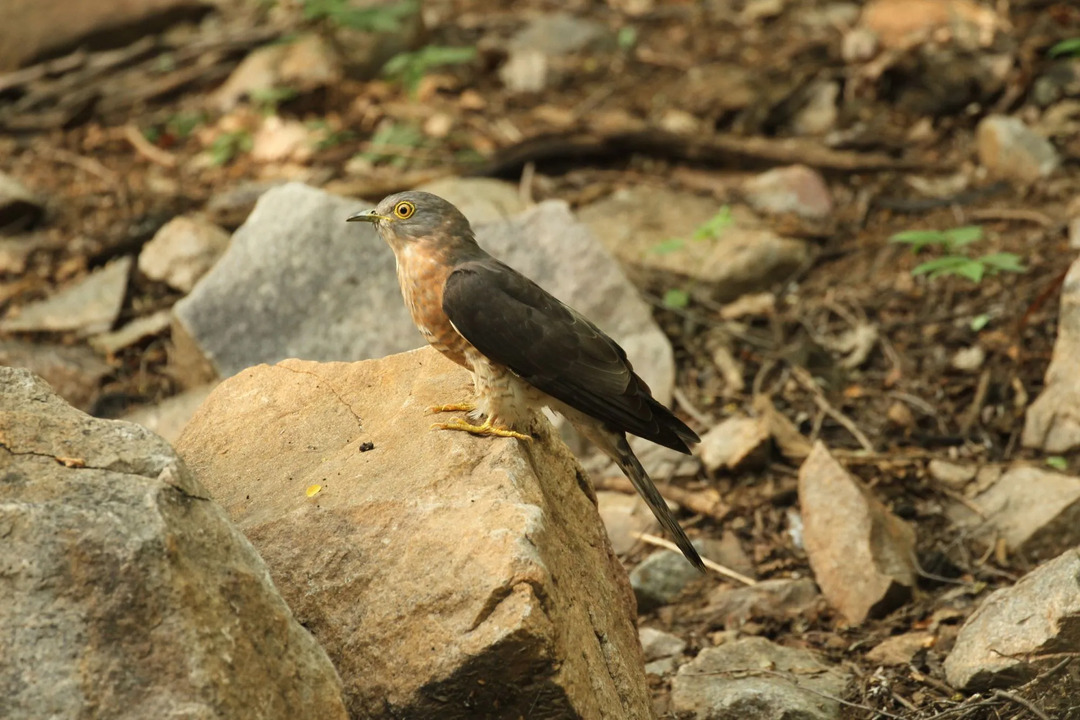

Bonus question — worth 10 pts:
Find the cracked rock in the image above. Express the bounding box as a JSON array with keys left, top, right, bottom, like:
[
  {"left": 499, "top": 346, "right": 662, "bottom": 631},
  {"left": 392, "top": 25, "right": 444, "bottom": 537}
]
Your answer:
[
  {"left": 0, "top": 366, "right": 347, "bottom": 720},
  {"left": 175, "top": 346, "right": 652, "bottom": 719}
]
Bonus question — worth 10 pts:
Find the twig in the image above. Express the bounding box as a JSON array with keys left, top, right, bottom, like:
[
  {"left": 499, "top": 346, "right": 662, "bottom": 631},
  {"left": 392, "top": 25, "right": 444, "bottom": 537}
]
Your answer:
[
  {"left": 791, "top": 366, "right": 875, "bottom": 452},
  {"left": 636, "top": 533, "right": 756, "bottom": 585},
  {"left": 123, "top": 124, "right": 177, "bottom": 168},
  {"left": 968, "top": 208, "right": 1056, "bottom": 228},
  {"left": 991, "top": 689, "right": 1051, "bottom": 720}
]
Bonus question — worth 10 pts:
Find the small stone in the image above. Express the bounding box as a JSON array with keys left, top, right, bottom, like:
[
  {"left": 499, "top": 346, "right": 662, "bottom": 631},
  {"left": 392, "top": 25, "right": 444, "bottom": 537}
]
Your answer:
[
  {"left": 976, "top": 115, "right": 1060, "bottom": 183},
  {"left": 630, "top": 542, "right": 707, "bottom": 612},
  {"left": 742, "top": 165, "right": 833, "bottom": 220},
  {"left": 1, "top": 256, "right": 131, "bottom": 336},
  {"left": 89, "top": 309, "right": 172, "bottom": 354},
  {"left": 644, "top": 657, "right": 677, "bottom": 677},
  {"left": 0, "top": 172, "right": 44, "bottom": 234},
  {"left": 212, "top": 44, "right": 286, "bottom": 112},
  {"left": 928, "top": 459, "right": 977, "bottom": 489},
  {"left": 697, "top": 415, "right": 770, "bottom": 472},
  {"left": 507, "top": 13, "right": 616, "bottom": 56},
  {"left": 639, "top": 627, "right": 687, "bottom": 661},
  {"left": 499, "top": 49, "right": 548, "bottom": 93},
  {"left": 945, "top": 548, "right": 1080, "bottom": 691},
  {"left": 791, "top": 81, "right": 840, "bottom": 136},
  {"left": 720, "top": 292, "right": 775, "bottom": 320},
  {"left": 799, "top": 442, "right": 917, "bottom": 623},
  {"left": 702, "top": 578, "right": 821, "bottom": 629},
  {"left": 596, "top": 490, "right": 659, "bottom": 555},
  {"left": 0, "top": 339, "right": 110, "bottom": 411},
  {"left": 251, "top": 117, "right": 313, "bottom": 163},
  {"left": 139, "top": 216, "right": 230, "bottom": 293},
  {"left": 278, "top": 32, "right": 342, "bottom": 90},
  {"left": 866, "top": 632, "right": 934, "bottom": 666},
  {"left": 672, "top": 637, "right": 851, "bottom": 720},
  {"left": 841, "top": 27, "right": 878, "bottom": 63},
  {"left": 213, "top": 34, "right": 341, "bottom": 113},
  {"left": 886, "top": 401, "right": 916, "bottom": 429},
  {"left": 951, "top": 345, "right": 985, "bottom": 372}
]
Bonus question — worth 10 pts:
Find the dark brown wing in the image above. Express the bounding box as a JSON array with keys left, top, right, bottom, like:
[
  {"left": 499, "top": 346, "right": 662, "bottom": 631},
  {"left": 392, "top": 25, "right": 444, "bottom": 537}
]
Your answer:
[{"left": 442, "top": 258, "right": 699, "bottom": 453}]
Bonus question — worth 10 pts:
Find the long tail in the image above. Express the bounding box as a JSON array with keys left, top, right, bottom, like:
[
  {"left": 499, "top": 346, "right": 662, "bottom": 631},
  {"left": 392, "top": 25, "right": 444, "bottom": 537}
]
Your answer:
[{"left": 611, "top": 435, "right": 705, "bottom": 573}]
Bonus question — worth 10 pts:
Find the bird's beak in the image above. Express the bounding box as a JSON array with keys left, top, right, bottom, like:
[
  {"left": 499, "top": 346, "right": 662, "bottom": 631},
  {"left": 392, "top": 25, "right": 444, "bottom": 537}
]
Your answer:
[{"left": 346, "top": 209, "right": 390, "bottom": 223}]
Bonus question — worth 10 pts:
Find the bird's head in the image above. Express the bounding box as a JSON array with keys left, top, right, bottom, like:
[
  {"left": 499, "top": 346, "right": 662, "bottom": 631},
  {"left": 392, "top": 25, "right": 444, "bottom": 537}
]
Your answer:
[{"left": 347, "top": 191, "right": 475, "bottom": 252}]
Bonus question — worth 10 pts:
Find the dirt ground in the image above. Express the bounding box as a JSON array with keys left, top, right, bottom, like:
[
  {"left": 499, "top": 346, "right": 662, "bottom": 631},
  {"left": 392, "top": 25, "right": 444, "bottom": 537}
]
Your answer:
[{"left": 2, "top": 0, "right": 1080, "bottom": 717}]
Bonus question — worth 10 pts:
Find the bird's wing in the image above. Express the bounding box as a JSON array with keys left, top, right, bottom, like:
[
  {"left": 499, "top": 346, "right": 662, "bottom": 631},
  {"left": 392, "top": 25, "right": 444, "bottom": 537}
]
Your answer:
[{"left": 442, "top": 258, "right": 698, "bottom": 453}]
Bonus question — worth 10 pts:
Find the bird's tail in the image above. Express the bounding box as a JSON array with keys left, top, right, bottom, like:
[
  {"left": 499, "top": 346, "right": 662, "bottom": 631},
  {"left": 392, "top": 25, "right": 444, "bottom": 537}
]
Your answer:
[{"left": 611, "top": 435, "right": 705, "bottom": 573}]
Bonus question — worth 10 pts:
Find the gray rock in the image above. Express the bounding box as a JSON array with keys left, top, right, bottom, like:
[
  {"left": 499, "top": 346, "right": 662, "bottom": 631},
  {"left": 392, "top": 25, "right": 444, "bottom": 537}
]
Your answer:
[
  {"left": 139, "top": 215, "right": 230, "bottom": 293},
  {"left": 698, "top": 415, "right": 770, "bottom": 472},
  {"left": 89, "top": 309, "right": 172, "bottom": 354},
  {"left": 1024, "top": 253, "right": 1080, "bottom": 452},
  {"left": 1, "top": 256, "right": 131, "bottom": 335},
  {"left": 0, "top": 338, "right": 110, "bottom": 411},
  {"left": 741, "top": 165, "right": 834, "bottom": 219},
  {"left": 0, "top": 367, "right": 348, "bottom": 720},
  {"left": 945, "top": 464, "right": 1080, "bottom": 562},
  {"left": 976, "top": 115, "right": 1060, "bottom": 183},
  {"left": 413, "top": 177, "right": 527, "bottom": 226},
  {"left": 639, "top": 627, "right": 687, "bottom": 661},
  {"left": 0, "top": 172, "right": 44, "bottom": 234},
  {"left": 672, "top": 637, "right": 850, "bottom": 720},
  {"left": 945, "top": 548, "right": 1080, "bottom": 691},
  {"left": 702, "top": 578, "right": 821, "bottom": 629},
  {"left": 798, "top": 442, "right": 917, "bottom": 623},
  {"left": 630, "top": 541, "right": 708, "bottom": 611},
  {"left": 578, "top": 186, "right": 811, "bottom": 303},
  {"left": 507, "top": 12, "right": 616, "bottom": 56},
  {"left": 173, "top": 183, "right": 674, "bottom": 405},
  {"left": 122, "top": 383, "right": 217, "bottom": 444}
]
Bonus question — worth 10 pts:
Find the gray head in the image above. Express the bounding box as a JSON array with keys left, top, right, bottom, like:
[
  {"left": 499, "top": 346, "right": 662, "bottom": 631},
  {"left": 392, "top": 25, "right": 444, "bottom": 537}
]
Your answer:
[{"left": 346, "top": 191, "right": 476, "bottom": 252}]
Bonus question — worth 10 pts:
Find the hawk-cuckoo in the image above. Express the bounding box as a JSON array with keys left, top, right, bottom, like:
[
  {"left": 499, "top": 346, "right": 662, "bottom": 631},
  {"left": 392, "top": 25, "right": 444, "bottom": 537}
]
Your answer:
[{"left": 348, "top": 191, "right": 704, "bottom": 571}]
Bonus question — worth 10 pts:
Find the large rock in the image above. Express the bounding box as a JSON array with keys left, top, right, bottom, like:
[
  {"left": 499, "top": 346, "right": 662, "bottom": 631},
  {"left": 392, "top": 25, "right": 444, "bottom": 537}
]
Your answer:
[
  {"left": 671, "top": 637, "right": 850, "bottom": 720},
  {"left": 1024, "top": 253, "right": 1080, "bottom": 452},
  {"left": 173, "top": 182, "right": 674, "bottom": 404},
  {"left": 174, "top": 347, "right": 653, "bottom": 719},
  {"left": 0, "top": 0, "right": 211, "bottom": 71},
  {"left": 0, "top": 367, "right": 347, "bottom": 720},
  {"left": 798, "top": 442, "right": 917, "bottom": 623},
  {"left": 945, "top": 548, "right": 1080, "bottom": 691}
]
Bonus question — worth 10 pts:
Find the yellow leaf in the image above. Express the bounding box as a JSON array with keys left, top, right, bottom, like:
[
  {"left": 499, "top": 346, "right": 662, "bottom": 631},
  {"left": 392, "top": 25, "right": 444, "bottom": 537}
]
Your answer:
[{"left": 306, "top": 484, "right": 322, "bottom": 497}]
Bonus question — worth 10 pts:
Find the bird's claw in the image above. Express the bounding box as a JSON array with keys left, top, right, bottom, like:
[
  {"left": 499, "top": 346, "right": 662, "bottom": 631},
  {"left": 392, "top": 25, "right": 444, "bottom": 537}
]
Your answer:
[
  {"left": 427, "top": 401, "right": 477, "bottom": 415},
  {"left": 431, "top": 417, "right": 532, "bottom": 441}
]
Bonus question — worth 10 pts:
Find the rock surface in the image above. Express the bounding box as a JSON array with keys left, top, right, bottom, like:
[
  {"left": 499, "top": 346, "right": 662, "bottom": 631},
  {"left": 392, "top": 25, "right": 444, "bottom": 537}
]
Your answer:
[
  {"left": 630, "top": 542, "right": 709, "bottom": 612},
  {"left": 697, "top": 415, "right": 770, "bottom": 472},
  {"left": 173, "top": 183, "right": 675, "bottom": 405},
  {"left": 945, "top": 464, "right": 1080, "bottom": 562},
  {"left": 1024, "top": 252, "right": 1080, "bottom": 452},
  {"left": 672, "top": 637, "right": 850, "bottom": 720},
  {"left": 138, "top": 215, "right": 230, "bottom": 292},
  {"left": 798, "top": 442, "right": 917, "bottom": 623},
  {"left": 740, "top": 165, "right": 833, "bottom": 220},
  {"left": 945, "top": 548, "right": 1080, "bottom": 691},
  {"left": 639, "top": 627, "right": 687, "bottom": 662},
  {"left": 0, "top": 367, "right": 347, "bottom": 720},
  {"left": 174, "top": 347, "right": 653, "bottom": 719},
  {"left": 976, "top": 115, "right": 1060, "bottom": 183},
  {"left": 0, "top": 256, "right": 131, "bottom": 335},
  {"left": 701, "top": 578, "right": 822, "bottom": 630}
]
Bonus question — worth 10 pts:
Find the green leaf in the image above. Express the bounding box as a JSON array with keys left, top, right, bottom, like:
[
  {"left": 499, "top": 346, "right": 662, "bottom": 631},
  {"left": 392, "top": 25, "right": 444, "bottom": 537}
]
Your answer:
[
  {"left": 911, "top": 255, "right": 973, "bottom": 277},
  {"left": 304, "top": 0, "right": 418, "bottom": 32},
  {"left": 383, "top": 45, "right": 476, "bottom": 95},
  {"left": 953, "top": 260, "right": 985, "bottom": 283},
  {"left": 1046, "top": 456, "right": 1068, "bottom": 471},
  {"left": 970, "top": 313, "right": 991, "bottom": 331},
  {"left": 617, "top": 26, "right": 638, "bottom": 51},
  {"left": 662, "top": 288, "right": 690, "bottom": 309},
  {"left": 941, "top": 225, "right": 983, "bottom": 249},
  {"left": 692, "top": 206, "right": 734, "bottom": 241},
  {"left": 358, "top": 122, "right": 424, "bottom": 166},
  {"left": 650, "top": 238, "right": 685, "bottom": 255},
  {"left": 890, "top": 229, "right": 948, "bottom": 252},
  {"left": 978, "top": 252, "right": 1026, "bottom": 274},
  {"left": 1049, "top": 38, "right": 1080, "bottom": 58}
]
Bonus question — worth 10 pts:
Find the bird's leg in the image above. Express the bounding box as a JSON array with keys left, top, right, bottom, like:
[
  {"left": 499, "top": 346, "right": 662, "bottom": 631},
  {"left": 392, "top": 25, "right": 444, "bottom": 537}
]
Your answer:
[
  {"left": 431, "top": 416, "right": 532, "bottom": 441},
  {"left": 427, "top": 401, "right": 477, "bottom": 414}
]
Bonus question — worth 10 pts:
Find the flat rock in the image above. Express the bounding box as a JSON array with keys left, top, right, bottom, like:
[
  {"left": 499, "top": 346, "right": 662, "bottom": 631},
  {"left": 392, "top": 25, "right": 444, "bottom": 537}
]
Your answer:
[
  {"left": 866, "top": 631, "right": 934, "bottom": 666},
  {"left": 945, "top": 548, "right": 1080, "bottom": 691},
  {"left": 173, "top": 183, "right": 675, "bottom": 405},
  {"left": 630, "top": 540, "right": 711, "bottom": 612},
  {"left": 672, "top": 637, "right": 850, "bottom": 720},
  {"left": 700, "top": 578, "right": 822, "bottom": 630},
  {"left": 596, "top": 490, "right": 659, "bottom": 555},
  {"left": 139, "top": 215, "right": 230, "bottom": 292},
  {"left": 741, "top": 165, "right": 833, "bottom": 220},
  {"left": 697, "top": 415, "right": 770, "bottom": 472},
  {"left": 174, "top": 347, "right": 653, "bottom": 719},
  {"left": 0, "top": 338, "right": 110, "bottom": 411},
  {"left": 578, "top": 186, "right": 811, "bottom": 303},
  {"left": 1024, "top": 253, "right": 1080, "bottom": 452},
  {"left": 945, "top": 464, "right": 1080, "bottom": 562},
  {"left": 122, "top": 383, "right": 217, "bottom": 444},
  {"left": 798, "top": 442, "right": 917, "bottom": 623},
  {"left": 976, "top": 115, "right": 1060, "bottom": 183},
  {"left": 0, "top": 171, "right": 44, "bottom": 234},
  {"left": 0, "top": 0, "right": 211, "bottom": 71},
  {"left": 0, "top": 367, "right": 347, "bottom": 720},
  {"left": 413, "top": 177, "right": 527, "bottom": 225},
  {"left": 639, "top": 627, "right": 687, "bottom": 661},
  {"left": 89, "top": 309, "right": 172, "bottom": 354},
  {"left": 1, "top": 256, "right": 131, "bottom": 335}
]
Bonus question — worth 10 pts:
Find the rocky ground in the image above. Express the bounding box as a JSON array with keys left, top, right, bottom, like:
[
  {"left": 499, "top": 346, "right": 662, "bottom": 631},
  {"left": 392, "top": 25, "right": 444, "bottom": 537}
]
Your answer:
[{"left": 3, "top": 0, "right": 1080, "bottom": 718}]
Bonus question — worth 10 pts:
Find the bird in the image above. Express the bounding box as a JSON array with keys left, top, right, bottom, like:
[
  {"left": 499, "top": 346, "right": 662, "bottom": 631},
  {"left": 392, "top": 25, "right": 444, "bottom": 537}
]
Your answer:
[{"left": 347, "top": 191, "right": 704, "bottom": 572}]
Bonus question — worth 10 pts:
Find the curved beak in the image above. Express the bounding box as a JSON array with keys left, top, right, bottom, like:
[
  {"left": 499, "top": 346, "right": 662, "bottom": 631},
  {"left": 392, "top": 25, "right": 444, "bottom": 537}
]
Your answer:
[{"left": 346, "top": 209, "right": 390, "bottom": 223}]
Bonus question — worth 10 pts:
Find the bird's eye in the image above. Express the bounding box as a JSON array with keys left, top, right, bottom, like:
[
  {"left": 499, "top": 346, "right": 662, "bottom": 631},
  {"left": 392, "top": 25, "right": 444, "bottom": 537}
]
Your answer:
[{"left": 394, "top": 201, "right": 415, "bottom": 219}]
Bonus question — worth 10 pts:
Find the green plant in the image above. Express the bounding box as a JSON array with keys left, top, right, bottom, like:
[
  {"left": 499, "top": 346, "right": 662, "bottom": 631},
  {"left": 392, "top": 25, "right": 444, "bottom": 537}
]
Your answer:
[
  {"left": 209, "top": 130, "right": 253, "bottom": 166},
  {"left": 662, "top": 288, "right": 690, "bottom": 309},
  {"left": 617, "top": 26, "right": 638, "bottom": 52},
  {"left": 650, "top": 206, "right": 734, "bottom": 255},
  {"left": 383, "top": 45, "right": 477, "bottom": 96},
  {"left": 1049, "top": 38, "right": 1080, "bottom": 58},
  {"left": 302, "top": 0, "right": 418, "bottom": 32},
  {"left": 357, "top": 122, "right": 424, "bottom": 167},
  {"left": 1046, "top": 456, "right": 1068, "bottom": 471},
  {"left": 250, "top": 86, "right": 298, "bottom": 115},
  {"left": 166, "top": 112, "right": 204, "bottom": 139},
  {"left": 889, "top": 226, "right": 1026, "bottom": 283}
]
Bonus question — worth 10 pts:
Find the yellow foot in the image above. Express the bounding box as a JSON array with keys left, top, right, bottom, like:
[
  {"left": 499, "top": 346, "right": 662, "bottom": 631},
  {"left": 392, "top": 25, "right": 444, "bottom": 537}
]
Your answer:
[
  {"left": 427, "top": 401, "right": 477, "bottom": 414},
  {"left": 431, "top": 417, "right": 532, "bottom": 441}
]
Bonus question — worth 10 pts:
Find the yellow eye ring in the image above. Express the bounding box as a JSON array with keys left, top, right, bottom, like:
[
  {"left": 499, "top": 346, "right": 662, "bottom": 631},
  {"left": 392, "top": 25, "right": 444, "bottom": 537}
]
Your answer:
[{"left": 394, "top": 201, "right": 415, "bottom": 219}]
